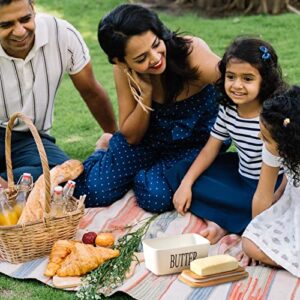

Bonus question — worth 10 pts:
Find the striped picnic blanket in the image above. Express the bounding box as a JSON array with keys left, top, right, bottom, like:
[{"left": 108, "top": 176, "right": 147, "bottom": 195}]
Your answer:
[{"left": 0, "top": 190, "right": 299, "bottom": 300}]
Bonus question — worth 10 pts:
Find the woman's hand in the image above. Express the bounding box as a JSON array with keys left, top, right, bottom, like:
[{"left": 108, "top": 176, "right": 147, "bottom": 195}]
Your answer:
[
  {"left": 128, "top": 69, "right": 152, "bottom": 100},
  {"left": 114, "top": 66, "right": 153, "bottom": 144},
  {"left": 173, "top": 183, "right": 192, "bottom": 215}
]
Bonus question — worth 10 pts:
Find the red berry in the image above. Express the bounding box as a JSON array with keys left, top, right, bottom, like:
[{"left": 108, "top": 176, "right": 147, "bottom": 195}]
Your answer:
[{"left": 82, "top": 232, "right": 97, "bottom": 245}]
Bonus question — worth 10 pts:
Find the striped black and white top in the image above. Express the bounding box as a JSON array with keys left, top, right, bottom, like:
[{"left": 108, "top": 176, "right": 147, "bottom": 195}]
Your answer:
[
  {"left": 211, "top": 105, "right": 263, "bottom": 180},
  {"left": 0, "top": 13, "right": 90, "bottom": 133}
]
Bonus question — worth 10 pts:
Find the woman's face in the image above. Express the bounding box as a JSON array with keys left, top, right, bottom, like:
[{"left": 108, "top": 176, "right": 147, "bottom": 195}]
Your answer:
[
  {"left": 123, "top": 30, "right": 166, "bottom": 75},
  {"left": 259, "top": 119, "right": 279, "bottom": 156}
]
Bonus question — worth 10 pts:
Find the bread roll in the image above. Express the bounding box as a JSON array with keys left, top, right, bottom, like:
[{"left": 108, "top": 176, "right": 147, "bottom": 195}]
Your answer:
[
  {"left": 190, "top": 255, "right": 238, "bottom": 276},
  {"left": 17, "top": 160, "right": 84, "bottom": 224}
]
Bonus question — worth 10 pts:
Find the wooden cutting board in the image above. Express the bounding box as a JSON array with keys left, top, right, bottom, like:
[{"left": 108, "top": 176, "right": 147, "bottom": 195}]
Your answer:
[
  {"left": 52, "top": 275, "right": 82, "bottom": 289},
  {"left": 179, "top": 266, "right": 248, "bottom": 287}
]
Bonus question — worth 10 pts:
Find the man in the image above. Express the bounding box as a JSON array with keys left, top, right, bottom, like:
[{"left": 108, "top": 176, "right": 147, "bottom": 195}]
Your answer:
[{"left": 0, "top": 0, "right": 117, "bottom": 186}]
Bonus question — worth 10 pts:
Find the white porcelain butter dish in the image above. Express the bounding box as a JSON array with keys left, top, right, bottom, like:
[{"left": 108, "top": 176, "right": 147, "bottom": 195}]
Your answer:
[{"left": 142, "top": 233, "right": 210, "bottom": 275}]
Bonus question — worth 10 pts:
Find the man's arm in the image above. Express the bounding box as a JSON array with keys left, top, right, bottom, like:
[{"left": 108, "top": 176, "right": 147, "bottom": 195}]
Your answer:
[{"left": 70, "top": 62, "right": 117, "bottom": 133}]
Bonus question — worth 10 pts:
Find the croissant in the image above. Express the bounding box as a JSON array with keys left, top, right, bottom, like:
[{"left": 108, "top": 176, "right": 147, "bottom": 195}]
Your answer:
[
  {"left": 44, "top": 240, "right": 120, "bottom": 277},
  {"left": 56, "top": 243, "right": 120, "bottom": 277},
  {"left": 18, "top": 160, "right": 84, "bottom": 224},
  {"left": 44, "top": 240, "right": 75, "bottom": 277}
]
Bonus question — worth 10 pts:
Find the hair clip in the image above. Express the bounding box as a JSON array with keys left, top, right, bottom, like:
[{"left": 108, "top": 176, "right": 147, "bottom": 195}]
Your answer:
[
  {"left": 259, "top": 46, "right": 271, "bottom": 61},
  {"left": 283, "top": 118, "right": 290, "bottom": 127}
]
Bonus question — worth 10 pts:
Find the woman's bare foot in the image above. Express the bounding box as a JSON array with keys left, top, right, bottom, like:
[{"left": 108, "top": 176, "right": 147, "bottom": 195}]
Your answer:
[
  {"left": 200, "top": 220, "right": 228, "bottom": 244},
  {"left": 0, "top": 176, "right": 8, "bottom": 189},
  {"left": 95, "top": 133, "right": 113, "bottom": 150}
]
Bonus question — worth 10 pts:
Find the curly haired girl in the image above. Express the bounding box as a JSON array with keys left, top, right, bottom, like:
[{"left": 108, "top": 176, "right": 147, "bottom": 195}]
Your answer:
[{"left": 243, "top": 85, "right": 300, "bottom": 277}]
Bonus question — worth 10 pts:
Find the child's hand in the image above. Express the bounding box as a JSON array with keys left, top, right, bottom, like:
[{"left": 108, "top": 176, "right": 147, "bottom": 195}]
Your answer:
[{"left": 173, "top": 184, "right": 192, "bottom": 215}]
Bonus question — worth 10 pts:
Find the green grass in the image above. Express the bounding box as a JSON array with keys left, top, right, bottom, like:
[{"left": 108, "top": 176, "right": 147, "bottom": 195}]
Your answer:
[{"left": 1, "top": 0, "right": 300, "bottom": 299}]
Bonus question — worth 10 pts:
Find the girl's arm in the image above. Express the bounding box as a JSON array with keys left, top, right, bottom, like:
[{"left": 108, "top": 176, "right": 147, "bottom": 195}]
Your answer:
[
  {"left": 273, "top": 174, "right": 287, "bottom": 203},
  {"left": 252, "top": 162, "right": 280, "bottom": 218},
  {"left": 114, "top": 65, "right": 153, "bottom": 144},
  {"left": 173, "top": 136, "right": 223, "bottom": 215},
  {"left": 186, "top": 36, "right": 221, "bottom": 86}
]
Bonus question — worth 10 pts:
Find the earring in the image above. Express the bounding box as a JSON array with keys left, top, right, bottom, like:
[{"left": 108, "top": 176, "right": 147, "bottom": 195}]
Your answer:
[{"left": 124, "top": 69, "right": 153, "bottom": 113}]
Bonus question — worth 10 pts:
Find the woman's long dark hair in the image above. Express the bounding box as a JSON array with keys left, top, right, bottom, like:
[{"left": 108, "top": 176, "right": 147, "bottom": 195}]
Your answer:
[
  {"left": 98, "top": 4, "right": 198, "bottom": 103},
  {"left": 216, "top": 37, "right": 288, "bottom": 106},
  {"left": 261, "top": 86, "right": 300, "bottom": 186}
]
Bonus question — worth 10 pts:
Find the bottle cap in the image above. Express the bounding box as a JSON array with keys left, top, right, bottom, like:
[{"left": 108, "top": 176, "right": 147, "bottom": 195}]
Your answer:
[
  {"left": 23, "top": 173, "right": 32, "bottom": 178},
  {"left": 54, "top": 186, "right": 63, "bottom": 194}
]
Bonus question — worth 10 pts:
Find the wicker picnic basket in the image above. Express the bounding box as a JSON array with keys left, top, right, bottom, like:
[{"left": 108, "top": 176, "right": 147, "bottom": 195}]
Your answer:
[{"left": 0, "top": 112, "right": 85, "bottom": 264}]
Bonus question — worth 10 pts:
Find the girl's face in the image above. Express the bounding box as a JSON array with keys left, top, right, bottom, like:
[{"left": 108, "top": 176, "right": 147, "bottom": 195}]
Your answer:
[
  {"left": 123, "top": 30, "right": 166, "bottom": 75},
  {"left": 259, "top": 119, "right": 279, "bottom": 156},
  {"left": 225, "top": 58, "right": 262, "bottom": 107}
]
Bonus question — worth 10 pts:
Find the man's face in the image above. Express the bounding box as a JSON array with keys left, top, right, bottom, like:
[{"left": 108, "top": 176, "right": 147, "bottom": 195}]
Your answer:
[{"left": 0, "top": 0, "right": 35, "bottom": 59}]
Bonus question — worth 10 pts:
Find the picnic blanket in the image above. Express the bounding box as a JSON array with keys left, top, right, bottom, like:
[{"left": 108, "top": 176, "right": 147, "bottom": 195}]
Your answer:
[{"left": 0, "top": 190, "right": 299, "bottom": 300}]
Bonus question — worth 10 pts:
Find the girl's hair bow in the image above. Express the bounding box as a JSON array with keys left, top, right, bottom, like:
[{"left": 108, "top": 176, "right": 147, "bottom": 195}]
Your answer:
[{"left": 259, "top": 46, "right": 271, "bottom": 61}]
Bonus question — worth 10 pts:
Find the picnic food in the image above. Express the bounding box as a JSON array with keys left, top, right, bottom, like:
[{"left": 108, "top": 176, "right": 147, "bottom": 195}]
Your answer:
[
  {"left": 44, "top": 240, "right": 120, "bottom": 277},
  {"left": 82, "top": 232, "right": 97, "bottom": 245},
  {"left": 44, "top": 240, "right": 75, "bottom": 277},
  {"left": 17, "top": 160, "right": 84, "bottom": 224},
  {"left": 95, "top": 232, "right": 115, "bottom": 247},
  {"left": 190, "top": 254, "right": 239, "bottom": 276}
]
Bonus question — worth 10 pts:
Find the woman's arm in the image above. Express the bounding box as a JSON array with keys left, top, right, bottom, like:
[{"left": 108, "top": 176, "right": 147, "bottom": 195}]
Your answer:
[
  {"left": 173, "top": 136, "right": 223, "bottom": 215},
  {"left": 114, "top": 66, "right": 153, "bottom": 144},
  {"left": 252, "top": 162, "right": 280, "bottom": 218}
]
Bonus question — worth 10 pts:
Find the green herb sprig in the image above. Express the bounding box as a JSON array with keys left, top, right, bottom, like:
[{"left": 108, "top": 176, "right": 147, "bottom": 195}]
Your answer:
[{"left": 76, "top": 214, "right": 157, "bottom": 300}]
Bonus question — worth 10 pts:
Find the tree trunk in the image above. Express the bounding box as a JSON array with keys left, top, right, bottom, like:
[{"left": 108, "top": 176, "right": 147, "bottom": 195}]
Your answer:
[{"left": 133, "top": 0, "right": 300, "bottom": 16}]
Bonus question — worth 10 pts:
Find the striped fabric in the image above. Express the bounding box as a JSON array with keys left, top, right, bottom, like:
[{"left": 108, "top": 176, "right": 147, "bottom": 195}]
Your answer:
[
  {"left": 0, "top": 13, "right": 90, "bottom": 133},
  {"left": 211, "top": 105, "right": 263, "bottom": 180},
  {"left": 0, "top": 190, "right": 298, "bottom": 300}
]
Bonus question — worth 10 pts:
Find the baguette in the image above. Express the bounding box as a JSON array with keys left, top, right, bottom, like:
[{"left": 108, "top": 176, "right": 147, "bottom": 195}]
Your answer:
[{"left": 17, "top": 160, "right": 84, "bottom": 224}]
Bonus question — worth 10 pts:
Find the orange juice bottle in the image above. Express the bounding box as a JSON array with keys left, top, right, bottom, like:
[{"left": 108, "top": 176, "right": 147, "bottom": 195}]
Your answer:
[{"left": 0, "top": 199, "right": 18, "bottom": 226}]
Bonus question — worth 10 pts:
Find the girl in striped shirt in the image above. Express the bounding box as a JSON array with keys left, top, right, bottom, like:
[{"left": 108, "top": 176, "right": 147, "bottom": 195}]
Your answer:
[{"left": 167, "top": 37, "right": 287, "bottom": 244}]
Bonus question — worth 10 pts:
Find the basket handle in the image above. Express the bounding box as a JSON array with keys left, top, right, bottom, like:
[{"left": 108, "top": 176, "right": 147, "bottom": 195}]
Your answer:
[{"left": 5, "top": 112, "right": 51, "bottom": 214}]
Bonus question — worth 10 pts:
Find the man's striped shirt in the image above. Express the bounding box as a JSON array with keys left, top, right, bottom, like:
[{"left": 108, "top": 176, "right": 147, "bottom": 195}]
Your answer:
[{"left": 0, "top": 13, "right": 90, "bottom": 133}]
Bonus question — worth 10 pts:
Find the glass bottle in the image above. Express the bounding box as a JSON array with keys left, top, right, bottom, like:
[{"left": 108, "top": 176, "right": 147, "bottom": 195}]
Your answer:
[
  {"left": 0, "top": 197, "right": 18, "bottom": 226},
  {"left": 0, "top": 190, "right": 18, "bottom": 226},
  {"left": 63, "top": 180, "right": 77, "bottom": 212},
  {"left": 51, "top": 186, "right": 64, "bottom": 217},
  {"left": 14, "top": 173, "right": 33, "bottom": 218}
]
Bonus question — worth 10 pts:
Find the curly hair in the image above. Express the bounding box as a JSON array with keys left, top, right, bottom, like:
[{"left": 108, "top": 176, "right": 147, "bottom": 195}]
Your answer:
[
  {"left": 216, "top": 36, "right": 288, "bottom": 106},
  {"left": 260, "top": 85, "right": 300, "bottom": 186},
  {"left": 98, "top": 4, "right": 198, "bottom": 104}
]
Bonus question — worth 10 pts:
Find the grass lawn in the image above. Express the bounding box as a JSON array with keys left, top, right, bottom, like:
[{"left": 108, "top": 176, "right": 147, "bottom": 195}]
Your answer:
[{"left": 1, "top": 0, "right": 299, "bottom": 299}]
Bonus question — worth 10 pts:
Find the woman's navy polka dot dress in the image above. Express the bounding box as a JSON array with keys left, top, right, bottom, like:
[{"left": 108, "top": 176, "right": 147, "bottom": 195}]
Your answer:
[{"left": 75, "top": 84, "right": 222, "bottom": 212}]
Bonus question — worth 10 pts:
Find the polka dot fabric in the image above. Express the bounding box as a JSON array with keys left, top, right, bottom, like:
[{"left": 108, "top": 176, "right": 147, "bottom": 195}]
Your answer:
[{"left": 75, "top": 84, "right": 220, "bottom": 211}]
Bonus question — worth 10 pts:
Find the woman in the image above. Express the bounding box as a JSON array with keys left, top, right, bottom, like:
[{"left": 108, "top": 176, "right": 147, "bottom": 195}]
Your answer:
[{"left": 75, "top": 4, "right": 228, "bottom": 211}]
